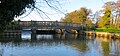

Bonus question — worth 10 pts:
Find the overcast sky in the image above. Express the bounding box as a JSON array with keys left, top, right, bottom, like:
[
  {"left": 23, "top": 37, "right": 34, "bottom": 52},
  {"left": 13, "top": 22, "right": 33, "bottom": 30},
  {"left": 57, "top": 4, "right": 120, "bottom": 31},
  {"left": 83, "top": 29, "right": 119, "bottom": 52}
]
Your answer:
[{"left": 16, "top": 0, "right": 117, "bottom": 21}]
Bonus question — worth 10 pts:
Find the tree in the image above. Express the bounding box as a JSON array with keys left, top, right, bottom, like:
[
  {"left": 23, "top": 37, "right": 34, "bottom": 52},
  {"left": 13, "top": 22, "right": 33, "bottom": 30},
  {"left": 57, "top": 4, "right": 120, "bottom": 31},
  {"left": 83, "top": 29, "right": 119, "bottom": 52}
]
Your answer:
[
  {"left": 0, "top": 0, "right": 63, "bottom": 31},
  {"left": 97, "top": 0, "right": 120, "bottom": 28},
  {"left": 0, "top": 0, "right": 35, "bottom": 31},
  {"left": 78, "top": 8, "right": 91, "bottom": 24},
  {"left": 98, "top": 8, "right": 112, "bottom": 28},
  {"left": 115, "top": 17, "right": 120, "bottom": 28},
  {"left": 62, "top": 7, "right": 92, "bottom": 24}
]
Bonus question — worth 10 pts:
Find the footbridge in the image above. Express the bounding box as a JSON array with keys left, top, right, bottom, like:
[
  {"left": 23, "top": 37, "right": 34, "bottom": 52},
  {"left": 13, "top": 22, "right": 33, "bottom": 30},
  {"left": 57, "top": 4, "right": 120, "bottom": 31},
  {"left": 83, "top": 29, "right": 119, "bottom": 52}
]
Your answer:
[{"left": 19, "top": 21, "right": 83, "bottom": 30}]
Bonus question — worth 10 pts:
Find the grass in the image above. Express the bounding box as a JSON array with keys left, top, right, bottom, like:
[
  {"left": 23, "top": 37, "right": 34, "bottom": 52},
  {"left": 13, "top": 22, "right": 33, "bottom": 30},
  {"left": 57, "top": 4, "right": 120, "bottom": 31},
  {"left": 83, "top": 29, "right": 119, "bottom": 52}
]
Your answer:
[{"left": 94, "top": 28, "right": 120, "bottom": 33}]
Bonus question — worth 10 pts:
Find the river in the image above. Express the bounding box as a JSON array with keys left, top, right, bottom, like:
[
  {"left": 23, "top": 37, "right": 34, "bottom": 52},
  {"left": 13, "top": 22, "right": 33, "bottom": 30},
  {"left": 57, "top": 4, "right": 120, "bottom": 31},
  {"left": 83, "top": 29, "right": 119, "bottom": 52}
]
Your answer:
[{"left": 0, "top": 31, "right": 120, "bottom": 56}]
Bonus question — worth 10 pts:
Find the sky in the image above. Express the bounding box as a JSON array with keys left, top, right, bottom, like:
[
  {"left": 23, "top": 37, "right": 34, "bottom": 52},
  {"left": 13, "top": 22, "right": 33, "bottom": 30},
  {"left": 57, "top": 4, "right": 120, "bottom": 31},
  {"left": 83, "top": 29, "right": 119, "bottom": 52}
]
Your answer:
[{"left": 16, "top": 0, "right": 117, "bottom": 21}]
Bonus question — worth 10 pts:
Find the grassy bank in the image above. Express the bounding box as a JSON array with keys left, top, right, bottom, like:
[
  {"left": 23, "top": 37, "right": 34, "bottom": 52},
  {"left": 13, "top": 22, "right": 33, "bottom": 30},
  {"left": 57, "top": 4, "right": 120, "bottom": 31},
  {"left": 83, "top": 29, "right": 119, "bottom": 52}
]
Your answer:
[{"left": 93, "top": 28, "right": 120, "bottom": 33}]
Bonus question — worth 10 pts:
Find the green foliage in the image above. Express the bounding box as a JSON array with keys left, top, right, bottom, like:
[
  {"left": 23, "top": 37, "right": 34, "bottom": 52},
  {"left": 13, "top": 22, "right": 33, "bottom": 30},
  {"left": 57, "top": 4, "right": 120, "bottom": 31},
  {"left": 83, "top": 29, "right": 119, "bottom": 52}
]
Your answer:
[
  {"left": 98, "top": 8, "right": 112, "bottom": 28},
  {"left": 97, "top": 0, "right": 120, "bottom": 29},
  {"left": 95, "top": 28, "right": 120, "bottom": 33},
  {"left": 0, "top": 0, "right": 35, "bottom": 31}
]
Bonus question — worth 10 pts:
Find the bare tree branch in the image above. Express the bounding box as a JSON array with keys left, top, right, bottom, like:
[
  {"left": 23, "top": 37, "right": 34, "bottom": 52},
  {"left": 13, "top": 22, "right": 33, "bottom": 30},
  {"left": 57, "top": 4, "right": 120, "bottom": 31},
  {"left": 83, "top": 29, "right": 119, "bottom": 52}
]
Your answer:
[
  {"left": 34, "top": 6, "right": 51, "bottom": 20},
  {"left": 44, "top": 0, "right": 65, "bottom": 14}
]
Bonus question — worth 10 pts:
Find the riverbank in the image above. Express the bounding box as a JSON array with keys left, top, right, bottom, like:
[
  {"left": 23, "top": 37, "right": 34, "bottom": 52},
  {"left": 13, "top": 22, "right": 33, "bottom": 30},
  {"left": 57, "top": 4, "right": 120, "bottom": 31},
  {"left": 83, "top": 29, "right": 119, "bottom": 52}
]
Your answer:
[{"left": 95, "top": 28, "right": 120, "bottom": 33}]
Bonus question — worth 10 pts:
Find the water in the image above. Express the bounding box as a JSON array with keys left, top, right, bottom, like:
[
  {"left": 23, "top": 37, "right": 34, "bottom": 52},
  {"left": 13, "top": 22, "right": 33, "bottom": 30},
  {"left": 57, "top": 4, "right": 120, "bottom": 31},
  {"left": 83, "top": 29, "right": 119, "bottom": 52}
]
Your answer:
[{"left": 0, "top": 31, "right": 120, "bottom": 56}]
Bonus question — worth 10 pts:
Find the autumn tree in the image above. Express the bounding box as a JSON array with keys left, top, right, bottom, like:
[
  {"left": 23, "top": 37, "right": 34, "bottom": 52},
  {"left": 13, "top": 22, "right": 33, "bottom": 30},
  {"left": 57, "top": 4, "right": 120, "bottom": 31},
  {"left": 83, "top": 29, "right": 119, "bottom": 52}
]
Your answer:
[
  {"left": 61, "top": 10, "right": 80, "bottom": 23},
  {"left": 61, "top": 7, "right": 94, "bottom": 28},
  {"left": 97, "top": 0, "right": 120, "bottom": 28},
  {"left": 115, "top": 17, "right": 120, "bottom": 28},
  {"left": 113, "top": 0, "right": 120, "bottom": 28},
  {"left": 78, "top": 8, "right": 91, "bottom": 24},
  {"left": 98, "top": 8, "right": 112, "bottom": 28}
]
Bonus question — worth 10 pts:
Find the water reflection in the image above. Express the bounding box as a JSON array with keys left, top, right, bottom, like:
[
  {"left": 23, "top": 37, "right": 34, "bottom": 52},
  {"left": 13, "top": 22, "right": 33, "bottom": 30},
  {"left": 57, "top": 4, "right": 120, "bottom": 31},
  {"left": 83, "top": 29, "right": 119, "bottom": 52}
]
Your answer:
[
  {"left": 0, "top": 33, "right": 119, "bottom": 56},
  {"left": 21, "top": 30, "right": 31, "bottom": 40},
  {"left": 36, "top": 34, "right": 53, "bottom": 40},
  {"left": 87, "top": 36, "right": 120, "bottom": 56}
]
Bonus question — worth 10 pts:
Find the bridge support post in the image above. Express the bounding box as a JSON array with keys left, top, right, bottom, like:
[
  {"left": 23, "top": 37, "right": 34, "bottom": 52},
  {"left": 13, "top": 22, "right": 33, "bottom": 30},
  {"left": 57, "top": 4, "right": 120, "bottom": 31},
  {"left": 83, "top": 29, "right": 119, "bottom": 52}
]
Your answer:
[
  {"left": 55, "top": 29, "right": 64, "bottom": 34},
  {"left": 55, "top": 29, "right": 61, "bottom": 34},
  {"left": 77, "top": 30, "right": 85, "bottom": 35},
  {"left": 60, "top": 29, "right": 64, "bottom": 34},
  {"left": 31, "top": 29, "right": 37, "bottom": 40}
]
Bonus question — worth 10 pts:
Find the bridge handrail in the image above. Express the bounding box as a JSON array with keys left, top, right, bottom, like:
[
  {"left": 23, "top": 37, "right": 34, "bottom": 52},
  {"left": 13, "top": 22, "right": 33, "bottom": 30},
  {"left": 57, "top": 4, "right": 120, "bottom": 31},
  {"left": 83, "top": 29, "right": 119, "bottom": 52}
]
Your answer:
[{"left": 18, "top": 21, "right": 82, "bottom": 30}]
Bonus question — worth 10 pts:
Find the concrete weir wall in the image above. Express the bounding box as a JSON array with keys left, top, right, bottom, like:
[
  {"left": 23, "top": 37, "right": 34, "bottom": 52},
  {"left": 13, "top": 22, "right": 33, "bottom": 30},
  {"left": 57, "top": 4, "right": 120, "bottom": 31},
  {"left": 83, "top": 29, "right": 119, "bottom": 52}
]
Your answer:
[
  {"left": 85, "top": 31, "right": 120, "bottom": 39},
  {"left": 0, "top": 30, "right": 21, "bottom": 38}
]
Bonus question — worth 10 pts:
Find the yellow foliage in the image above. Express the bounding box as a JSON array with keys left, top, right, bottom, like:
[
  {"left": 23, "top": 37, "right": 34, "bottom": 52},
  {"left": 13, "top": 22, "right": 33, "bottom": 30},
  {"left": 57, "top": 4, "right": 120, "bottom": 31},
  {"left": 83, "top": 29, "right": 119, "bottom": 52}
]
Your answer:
[{"left": 63, "top": 7, "right": 91, "bottom": 25}]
